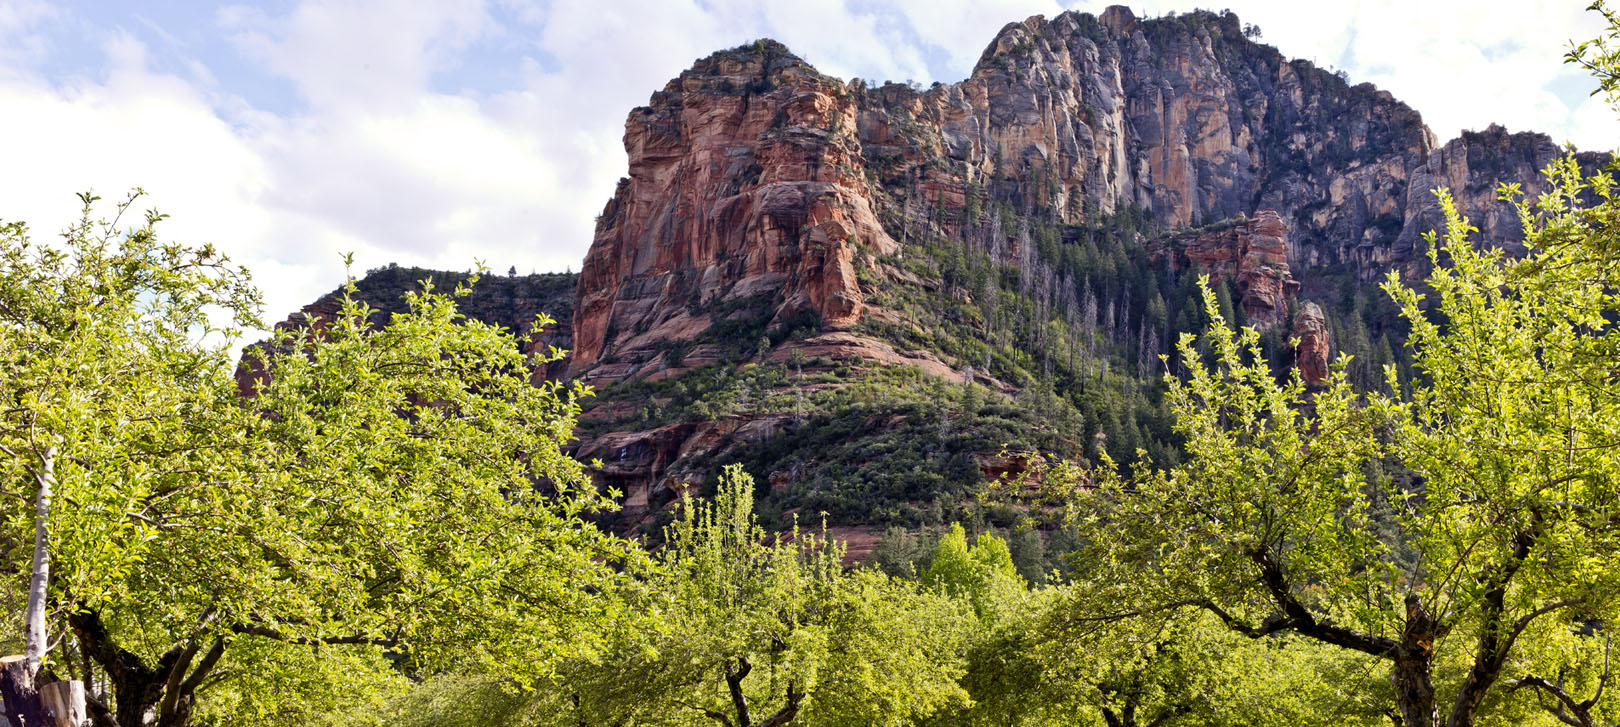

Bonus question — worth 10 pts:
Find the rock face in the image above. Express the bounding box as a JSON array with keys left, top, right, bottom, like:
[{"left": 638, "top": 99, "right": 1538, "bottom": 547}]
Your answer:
[
  {"left": 1149, "top": 211, "right": 1332, "bottom": 384},
  {"left": 574, "top": 415, "right": 791, "bottom": 526},
  {"left": 1292, "top": 302, "right": 1330, "bottom": 386},
  {"left": 1152, "top": 210, "right": 1298, "bottom": 328},
  {"left": 573, "top": 7, "right": 1599, "bottom": 384},
  {"left": 572, "top": 41, "right": 895, "bottom": 380},
  {"left": 269, "top": 7, "right": 1613, "bottom": 538}
]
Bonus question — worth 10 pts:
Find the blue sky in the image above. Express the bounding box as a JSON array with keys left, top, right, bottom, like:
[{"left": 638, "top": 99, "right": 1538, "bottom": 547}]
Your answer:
[{"left": 0, "top": 0, "right": 1614, "bottom": 332}]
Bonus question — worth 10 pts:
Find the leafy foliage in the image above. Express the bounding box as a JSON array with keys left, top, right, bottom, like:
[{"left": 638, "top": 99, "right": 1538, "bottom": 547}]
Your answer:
[
  {"left": 544, "top": 465, "right": 974, "bottom": 726},
  {"left": 0, "top": 193, "right": 637, "bottom": 725},
  {"left": 1062, "top": 149, "right": 1620, "bottom": 727}
]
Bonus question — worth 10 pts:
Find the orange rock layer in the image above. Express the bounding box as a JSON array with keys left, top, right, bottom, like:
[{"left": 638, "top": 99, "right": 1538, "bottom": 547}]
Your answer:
[{"left": 1153, "top": 210, "right": 1298, "bottom": 329}]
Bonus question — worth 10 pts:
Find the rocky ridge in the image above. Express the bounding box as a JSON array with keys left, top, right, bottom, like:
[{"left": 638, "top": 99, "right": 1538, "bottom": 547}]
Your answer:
[
  {"left": 239, "top": 267, "right": 576, "bottom": 394},
  {"left": 272, "top": 6, "right": 1605, "bottom": 535},
  {"left": 573, "top": 6, "right": 1597, "bottom": 388},
  {"left": 1149, "top": 209, "right": 1329, "bottom": 384},
  {"left": 1151, "top": 209, "right": 1297, "bottom": 328}
]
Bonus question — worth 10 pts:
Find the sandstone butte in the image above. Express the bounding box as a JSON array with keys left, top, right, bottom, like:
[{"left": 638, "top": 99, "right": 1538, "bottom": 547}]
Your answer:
[
  {"left": 263, "top": 6, "right": 1604, "bottom": 533},
  {"left": 570, "top": 6, "right": 1597, "bottom": 386}
]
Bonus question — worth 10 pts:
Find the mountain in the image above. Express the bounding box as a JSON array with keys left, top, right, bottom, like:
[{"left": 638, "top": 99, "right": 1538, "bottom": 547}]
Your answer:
[
  {"left": 274, "top": 6, "right": 1602, "bottom": 548},
  {"left": 241, "top": 266, "right": 577, "bottom": 393}
]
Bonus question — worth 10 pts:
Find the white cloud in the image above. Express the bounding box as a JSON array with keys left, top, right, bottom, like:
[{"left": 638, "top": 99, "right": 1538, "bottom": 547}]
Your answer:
[
  {"left": 872, "top": 0, "right": 1068, "bottom": 77},
  {"left": 0, "top": 31, "right": 281, "bottom": 310},
  {"left": 1570, "top": 93, "right": 1620, "bottom": 152},
  {"left": 0, "top": 1, "right": 60, "bottom": 61},
  {"left": 220, "top": 0, "right": 494, "bottom": 112}
]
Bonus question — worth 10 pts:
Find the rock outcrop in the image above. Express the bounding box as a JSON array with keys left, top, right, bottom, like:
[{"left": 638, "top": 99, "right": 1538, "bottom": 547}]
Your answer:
[
  {"left": 574, "top": 6, "right": 1599, "bottom": 385},
  {"left": 1149, "top": 210, "right": 1332, "bottom": 384},
  {"left": 1292, "top": 302, "right": 1330, "bottom": 386},
  {"left": 1151, "top": 210, "right": 1298, "bottom": 328},
  {"left": 573, "top": 41, "right": 895, "bottom": 380},
  {"left": 575, "top": 414, "right": 791, "bottom": 525}
]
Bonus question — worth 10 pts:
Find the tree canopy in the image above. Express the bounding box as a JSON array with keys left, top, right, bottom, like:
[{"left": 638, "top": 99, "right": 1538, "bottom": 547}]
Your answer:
[
  {"left": 0, "top": 192, "right": 637, "bottom": 726},
  {"left": 552, "top": 464, "right": 973, "bottom": 727},
  {"left": 1063, "top": 149, "right": 1620, "bottom": 727}
]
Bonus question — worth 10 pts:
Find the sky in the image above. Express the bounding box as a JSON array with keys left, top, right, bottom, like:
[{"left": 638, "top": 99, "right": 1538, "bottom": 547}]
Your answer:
[{"left": 0, "top": 0, "right": 1615, "bottom": 333}]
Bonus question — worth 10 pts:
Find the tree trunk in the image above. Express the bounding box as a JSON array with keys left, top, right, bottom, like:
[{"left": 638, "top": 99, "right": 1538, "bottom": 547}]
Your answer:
[
  {"left": 719, "top": 658, "right": 800, "bottom": 727},
  {"left": 39, "top": 682, "right": 87, "bottom": 727},
  {"left": 0, "top": 657, "right": 45, "bottom": 727},
  {"left": 1392, "top": 595, "right": 1440, "bottom": 727},
  {"left": 0, "top": 447, "right": 62, "bottom": 726},
  {"left": 1392, "top": 650, "right": 1438, "bottom": 727},
  {"left": 68, "top": 610, "right": 171, "bottom": 727},
  {"left": 0, "top": 659, "right": 89, "bottom": 727},
  {"left": 24, "top": 448, "right": 52, "bottom": 677}
]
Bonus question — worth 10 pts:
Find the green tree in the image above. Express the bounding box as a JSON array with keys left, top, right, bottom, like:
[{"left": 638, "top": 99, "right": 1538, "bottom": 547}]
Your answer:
[
  {"left": 0, "top": 193, "right": 636, "bottom": 726},
  {"left": 868, "top": 526, "right": 934, "bottom": 580},
  {"left": 1069, "top": 149, "right": 1620, "bottom": 727},
  {"left": 947, "top": 585, "right": 1388, "bottom": 727},
  {"left": 923, "top": 524, "right": 1027, "bottom": 620},
  {"left": 561, "top": 465, "right": 972, "bottom": 726}
]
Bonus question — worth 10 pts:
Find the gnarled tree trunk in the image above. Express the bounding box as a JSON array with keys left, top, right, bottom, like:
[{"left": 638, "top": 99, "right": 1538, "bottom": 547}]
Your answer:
[
  {"left": 1390, "top": 594, "right": 1441, "bottom": 727},
  {"left": 698, "top": 657, "right": 802, "bottom": 727}
]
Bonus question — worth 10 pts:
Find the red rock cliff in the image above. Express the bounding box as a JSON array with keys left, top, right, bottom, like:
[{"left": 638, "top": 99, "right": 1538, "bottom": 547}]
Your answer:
[
  {"left": 574, "top": 8, "right": 1592, "bottom": 383},
  {"left": 1151, "top": 210, "right": 1298, "bottom": 329},
  {"left": 573, "top": 42, "right": 895, "bottom": 380},
  {"left": 1148, "top": 210, "right": 1332, "bottom": 385},
  {"left": 1292, "top": 302, "right": 1330, "bottom": 386}
]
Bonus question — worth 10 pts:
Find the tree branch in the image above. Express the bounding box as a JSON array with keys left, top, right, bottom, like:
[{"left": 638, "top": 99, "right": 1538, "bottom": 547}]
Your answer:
[
  {"left": 229, "top": 623, "right": 397, "bottom": 648},
  {"left": 677, "top": 698, "right": 735, "bottom": 727},
  {"left": 1447, "top": 519, "right": 1548, "bottom": 727},
  {"left": 1204, "top": 546, "right": 1400, "bottom": 658},
  {"left": 178, "top": 638, "right": 226, "bottom": 696},
  {"left": 756, "top": 681, "right": 802, "bottom": 727},
  {"left": 1508, "top": 676, "right": 1588, "bottom": 727},
  {"left": 726, "top": 656, "right": 753, "bottom": 727},
  {"left": 155, "top": 639, "right": 202, "bottom": 724},
  {"left": 68, "top": 607, "right": 157, "bottom": 689},
  {"left": 1588, "top": 634, "right": 1610, "bottom": 710}
]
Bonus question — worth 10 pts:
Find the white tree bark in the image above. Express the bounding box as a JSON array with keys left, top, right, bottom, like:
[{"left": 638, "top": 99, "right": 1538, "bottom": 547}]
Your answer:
[{"left": 24, "top": 446, "right": 55, "bottom": 674}]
